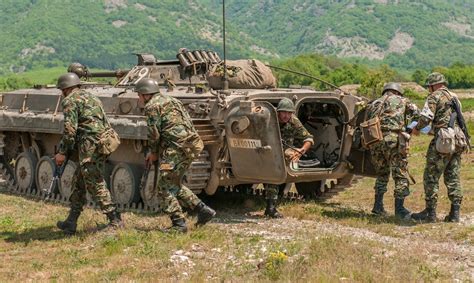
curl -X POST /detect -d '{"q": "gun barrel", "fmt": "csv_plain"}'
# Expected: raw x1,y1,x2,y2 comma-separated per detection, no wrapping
87,70,130,78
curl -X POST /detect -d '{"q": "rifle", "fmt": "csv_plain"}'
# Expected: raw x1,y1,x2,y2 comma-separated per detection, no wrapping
141,159,159,191
45,156,68,196
450,98,471,149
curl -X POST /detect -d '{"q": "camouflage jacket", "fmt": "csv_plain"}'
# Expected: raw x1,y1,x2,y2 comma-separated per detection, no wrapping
144,94,201,154
58,89,109,155
368,90,419,132
415,87,460,131
280,115,314,149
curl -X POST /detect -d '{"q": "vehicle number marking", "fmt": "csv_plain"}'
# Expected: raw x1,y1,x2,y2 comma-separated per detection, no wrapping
229,138,262,149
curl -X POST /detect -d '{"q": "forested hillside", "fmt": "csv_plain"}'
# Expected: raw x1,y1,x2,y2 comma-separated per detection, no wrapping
1,0,474,74
210,0,474,70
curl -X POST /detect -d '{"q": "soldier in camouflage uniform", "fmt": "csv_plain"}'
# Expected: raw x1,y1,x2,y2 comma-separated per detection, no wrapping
367,83,419,219
136,78,216,233
411,72,465,223
263,98,314,218
55,73,123,235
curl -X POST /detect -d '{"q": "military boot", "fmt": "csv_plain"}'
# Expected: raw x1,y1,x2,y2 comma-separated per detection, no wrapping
444,200,461,223
411,203,437,222
264,199,283,218
57,209,81,235
371,193,387,215
163,217,188,233
394,198,411,219
195,202,216,226
105,209,124,229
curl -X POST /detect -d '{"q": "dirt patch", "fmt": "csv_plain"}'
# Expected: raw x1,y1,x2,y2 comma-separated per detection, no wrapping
388,31,414,54
442,22,474,39
318,31,386,60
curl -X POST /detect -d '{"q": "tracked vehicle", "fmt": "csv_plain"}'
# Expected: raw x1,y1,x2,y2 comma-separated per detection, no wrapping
0,50,375,211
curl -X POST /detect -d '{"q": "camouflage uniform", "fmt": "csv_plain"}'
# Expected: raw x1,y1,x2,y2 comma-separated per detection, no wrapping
265,115,314,200
58,89,115,214
368,90,419,199
144,93,204,221
414,86,463,209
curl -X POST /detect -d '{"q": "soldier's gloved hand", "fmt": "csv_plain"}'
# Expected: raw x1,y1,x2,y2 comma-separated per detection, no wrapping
55,153,66,166
145,152,158,168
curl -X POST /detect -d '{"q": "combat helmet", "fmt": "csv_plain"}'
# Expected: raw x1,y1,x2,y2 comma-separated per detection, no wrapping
134,78,160,95
67,62,89,78
425,72,448,86
277,98,295,113
382,82,404,95
56,73,81,90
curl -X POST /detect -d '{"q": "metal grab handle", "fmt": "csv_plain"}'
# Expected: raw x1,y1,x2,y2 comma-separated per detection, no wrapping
256,145,272,152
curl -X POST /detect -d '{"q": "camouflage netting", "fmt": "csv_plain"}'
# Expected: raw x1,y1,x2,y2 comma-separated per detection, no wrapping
207,59,277,89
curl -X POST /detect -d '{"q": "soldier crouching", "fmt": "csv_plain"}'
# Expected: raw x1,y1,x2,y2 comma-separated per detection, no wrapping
136,78,216,233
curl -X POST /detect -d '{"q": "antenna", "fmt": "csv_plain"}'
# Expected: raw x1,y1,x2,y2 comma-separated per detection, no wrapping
222,0,229,90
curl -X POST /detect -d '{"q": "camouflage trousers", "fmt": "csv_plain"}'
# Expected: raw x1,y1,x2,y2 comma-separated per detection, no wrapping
69,151,115,214
370,134,410,199
423,139,463,207
264,184,286,200
156,146,201,220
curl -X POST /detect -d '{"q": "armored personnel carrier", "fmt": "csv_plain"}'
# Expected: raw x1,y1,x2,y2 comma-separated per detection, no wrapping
0,49,375,210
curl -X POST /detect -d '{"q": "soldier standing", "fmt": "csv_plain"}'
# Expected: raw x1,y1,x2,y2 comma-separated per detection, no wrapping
55,73,123,235
411,72,466,222
368,83,419,219
136,78,216,233
263,98,314,218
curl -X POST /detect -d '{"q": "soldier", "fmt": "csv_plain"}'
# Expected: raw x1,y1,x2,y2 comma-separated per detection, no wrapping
136,78,216,233
263,98,314,218
55,73,123,235
368,83,418,219
411,72,466,222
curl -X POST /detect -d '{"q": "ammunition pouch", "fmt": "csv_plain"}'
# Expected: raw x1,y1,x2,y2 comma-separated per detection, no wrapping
360,116,383,149
454,126,468,153
435,127,456,154
98,128,121,155
180,136,204,160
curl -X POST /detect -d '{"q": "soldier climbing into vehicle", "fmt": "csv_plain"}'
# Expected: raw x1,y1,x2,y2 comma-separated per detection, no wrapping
263,98,314,218
136,78,216,233
365,82,419,219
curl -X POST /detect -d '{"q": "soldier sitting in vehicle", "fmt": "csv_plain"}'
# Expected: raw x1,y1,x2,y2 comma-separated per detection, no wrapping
263,98,314,218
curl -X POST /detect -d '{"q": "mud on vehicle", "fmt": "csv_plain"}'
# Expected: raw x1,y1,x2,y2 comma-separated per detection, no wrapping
0,50,375,211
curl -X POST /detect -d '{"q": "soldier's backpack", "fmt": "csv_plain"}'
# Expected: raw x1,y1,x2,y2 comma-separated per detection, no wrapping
359,94,391,148
98,108,121,155
435,90,464,154
435,127,456,154
98,127,121,155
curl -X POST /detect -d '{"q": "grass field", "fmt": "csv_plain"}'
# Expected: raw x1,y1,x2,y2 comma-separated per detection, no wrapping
0,133,473,281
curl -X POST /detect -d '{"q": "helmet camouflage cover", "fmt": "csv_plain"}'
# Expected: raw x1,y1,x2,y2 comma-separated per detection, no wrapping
56,73,81,90
134,78,160,95
425,72,448,86
382,82,404,95
277,98,295,112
